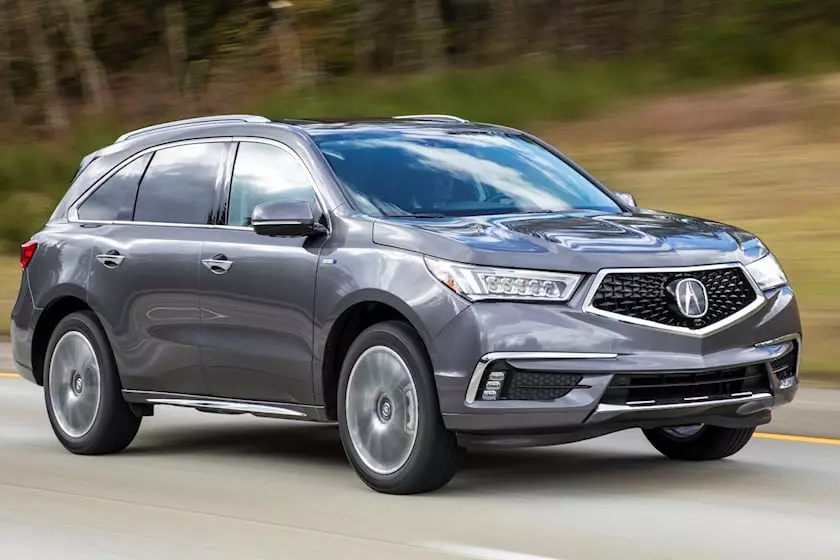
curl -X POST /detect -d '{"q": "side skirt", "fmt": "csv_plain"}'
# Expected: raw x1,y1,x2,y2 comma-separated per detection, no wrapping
122,390,332,422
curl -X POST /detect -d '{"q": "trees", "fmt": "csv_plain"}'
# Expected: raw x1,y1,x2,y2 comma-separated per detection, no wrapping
2,0,840,133
17,0,67,133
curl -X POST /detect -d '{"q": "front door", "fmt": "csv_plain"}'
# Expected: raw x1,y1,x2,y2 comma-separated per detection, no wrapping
198,139,327,404
81,140,231,395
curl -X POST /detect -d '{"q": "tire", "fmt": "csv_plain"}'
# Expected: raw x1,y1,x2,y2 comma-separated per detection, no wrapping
337,321,464,494
643,424,755,461
43,311,141,455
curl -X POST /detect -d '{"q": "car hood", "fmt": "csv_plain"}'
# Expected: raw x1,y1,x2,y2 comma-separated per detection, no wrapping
371,209,765,273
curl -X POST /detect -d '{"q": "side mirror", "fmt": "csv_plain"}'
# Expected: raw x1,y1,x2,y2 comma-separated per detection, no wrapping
251,200,327,237
615,192,637,208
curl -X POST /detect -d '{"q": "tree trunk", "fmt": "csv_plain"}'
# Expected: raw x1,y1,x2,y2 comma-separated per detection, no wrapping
17,0,67,133
355,0,378,73
164,0,190,109
0,0,14,114
269,1,304,89
490,0,518,60
414,0,445,71
58,0,112,113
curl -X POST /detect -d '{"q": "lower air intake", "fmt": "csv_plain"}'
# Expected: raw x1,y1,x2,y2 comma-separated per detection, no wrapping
601,365,770,406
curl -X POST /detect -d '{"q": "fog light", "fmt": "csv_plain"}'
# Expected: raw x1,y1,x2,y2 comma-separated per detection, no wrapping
779,377,796,390
477,369,507,400
488,371,506,382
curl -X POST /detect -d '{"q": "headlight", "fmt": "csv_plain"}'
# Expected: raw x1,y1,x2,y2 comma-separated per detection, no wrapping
745,253,788,290
424,257,582,302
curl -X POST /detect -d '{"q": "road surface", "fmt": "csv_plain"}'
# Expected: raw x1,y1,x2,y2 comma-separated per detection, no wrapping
2,349,840,559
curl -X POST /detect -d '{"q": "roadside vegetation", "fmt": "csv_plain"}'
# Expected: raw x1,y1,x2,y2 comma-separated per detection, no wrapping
1,0,838,377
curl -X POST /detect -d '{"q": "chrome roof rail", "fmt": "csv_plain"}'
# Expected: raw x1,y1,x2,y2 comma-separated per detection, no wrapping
115,114,271,143
392,114,470,123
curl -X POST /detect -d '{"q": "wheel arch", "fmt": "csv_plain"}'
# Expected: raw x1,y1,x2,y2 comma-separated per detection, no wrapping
30,295,93,386
318,290,435,419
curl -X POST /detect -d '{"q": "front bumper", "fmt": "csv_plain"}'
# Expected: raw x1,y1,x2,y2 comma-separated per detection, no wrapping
431,285,801,443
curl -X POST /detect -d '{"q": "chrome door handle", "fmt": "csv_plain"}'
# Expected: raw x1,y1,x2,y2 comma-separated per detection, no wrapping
202,255,233,275
96,251,125,269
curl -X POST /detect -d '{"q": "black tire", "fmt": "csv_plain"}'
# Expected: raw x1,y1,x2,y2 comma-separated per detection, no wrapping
643,425,755,461
337,321,464,494
43,311,141,455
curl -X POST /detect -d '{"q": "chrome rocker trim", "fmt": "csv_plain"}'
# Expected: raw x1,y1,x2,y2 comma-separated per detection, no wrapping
122,390,331,421
465,351,618,405
581,263,766,337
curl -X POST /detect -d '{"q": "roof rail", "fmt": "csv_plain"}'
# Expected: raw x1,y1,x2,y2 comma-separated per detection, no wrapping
392,114,469,123
115,114,271,143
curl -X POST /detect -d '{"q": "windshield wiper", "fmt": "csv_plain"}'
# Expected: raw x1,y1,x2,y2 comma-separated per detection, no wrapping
384,212,448,219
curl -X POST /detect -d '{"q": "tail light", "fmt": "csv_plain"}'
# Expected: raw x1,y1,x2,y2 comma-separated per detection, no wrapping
20,240,38,269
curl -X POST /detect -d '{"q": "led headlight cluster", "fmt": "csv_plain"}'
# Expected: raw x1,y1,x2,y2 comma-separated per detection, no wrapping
425,257,582,302
745,253,788,291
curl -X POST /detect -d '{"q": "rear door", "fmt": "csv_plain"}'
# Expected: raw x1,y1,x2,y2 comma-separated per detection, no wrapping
197,139,327,404
80,139,232,394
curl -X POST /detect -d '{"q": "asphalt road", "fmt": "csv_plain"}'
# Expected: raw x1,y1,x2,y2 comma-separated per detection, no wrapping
2,352,840,559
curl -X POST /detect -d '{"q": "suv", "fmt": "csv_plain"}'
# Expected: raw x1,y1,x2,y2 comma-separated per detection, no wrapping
12,114,801,494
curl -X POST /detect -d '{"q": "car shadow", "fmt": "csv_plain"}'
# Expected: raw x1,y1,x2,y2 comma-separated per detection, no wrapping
123,418,772,497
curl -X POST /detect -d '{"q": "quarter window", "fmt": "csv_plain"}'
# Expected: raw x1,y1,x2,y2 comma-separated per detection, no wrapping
227,142,319,227
76,154,151,221
134,142,227,225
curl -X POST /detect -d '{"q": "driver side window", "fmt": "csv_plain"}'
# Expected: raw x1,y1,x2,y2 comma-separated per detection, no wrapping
227,142,319,227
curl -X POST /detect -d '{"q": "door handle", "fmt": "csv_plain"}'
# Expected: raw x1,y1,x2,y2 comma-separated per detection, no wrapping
95,250,126,269
202,254,233,275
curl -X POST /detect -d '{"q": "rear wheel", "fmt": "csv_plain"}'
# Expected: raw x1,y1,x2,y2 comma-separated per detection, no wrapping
643,424,755,461
44,311,141,455
338,321,464,494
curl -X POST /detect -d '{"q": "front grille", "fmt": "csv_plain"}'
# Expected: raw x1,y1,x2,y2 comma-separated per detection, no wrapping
601,365,770,406
769,345,799,380
590,266,757,330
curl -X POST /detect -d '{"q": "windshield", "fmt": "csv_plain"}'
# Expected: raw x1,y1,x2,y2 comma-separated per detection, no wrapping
315,130,621,218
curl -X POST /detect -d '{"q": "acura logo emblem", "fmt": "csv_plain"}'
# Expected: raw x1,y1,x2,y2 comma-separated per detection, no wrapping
671,278,709,318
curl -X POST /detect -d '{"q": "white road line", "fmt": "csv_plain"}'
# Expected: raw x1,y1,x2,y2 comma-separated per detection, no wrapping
420,542,564,560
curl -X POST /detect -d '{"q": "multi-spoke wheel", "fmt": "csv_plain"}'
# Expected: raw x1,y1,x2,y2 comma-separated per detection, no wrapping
643,424,755,461
44,311,141,455
338,321,464,494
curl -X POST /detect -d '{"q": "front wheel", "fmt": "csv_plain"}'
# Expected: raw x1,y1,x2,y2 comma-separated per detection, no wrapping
643,424,755,461
338,321,464,494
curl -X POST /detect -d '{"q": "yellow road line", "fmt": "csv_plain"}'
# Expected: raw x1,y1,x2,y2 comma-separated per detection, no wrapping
755,432,840,446
0,372,19,379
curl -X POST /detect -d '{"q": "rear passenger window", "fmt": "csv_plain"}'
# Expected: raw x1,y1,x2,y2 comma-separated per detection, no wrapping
134,142,226,225
77,154,150,221
227,142,319,227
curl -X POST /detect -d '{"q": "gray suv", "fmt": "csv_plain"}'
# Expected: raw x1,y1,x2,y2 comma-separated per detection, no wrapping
11,114,801,494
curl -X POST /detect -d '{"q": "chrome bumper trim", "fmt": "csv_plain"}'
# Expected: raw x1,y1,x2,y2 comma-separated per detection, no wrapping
755,333,801,348
595,392,773,414
465,351,618,405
